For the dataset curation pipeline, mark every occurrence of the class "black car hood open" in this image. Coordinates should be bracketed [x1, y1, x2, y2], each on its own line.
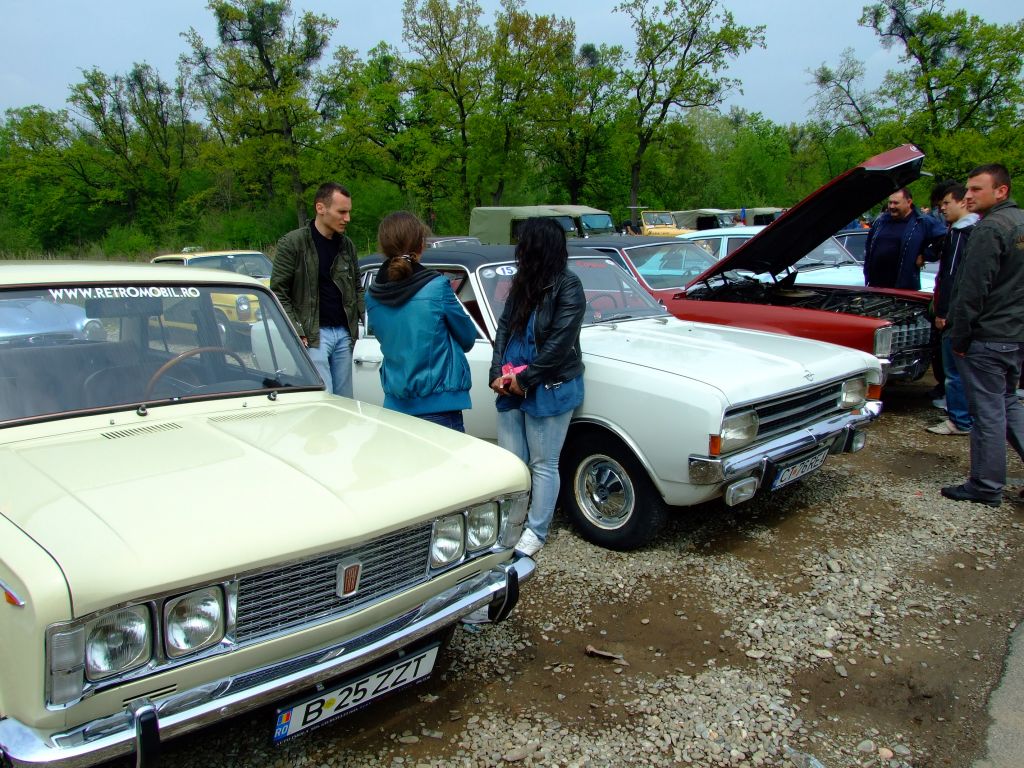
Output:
[689, 144, 926, 284]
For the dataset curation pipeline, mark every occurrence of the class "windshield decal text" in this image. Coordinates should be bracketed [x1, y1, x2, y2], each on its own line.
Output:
[48, 286, 202, 300]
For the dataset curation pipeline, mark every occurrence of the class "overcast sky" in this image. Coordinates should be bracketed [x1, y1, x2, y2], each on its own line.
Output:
[1, 0, 1018, 124]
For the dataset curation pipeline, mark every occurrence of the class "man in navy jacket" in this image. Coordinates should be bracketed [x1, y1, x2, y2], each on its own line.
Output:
[864, 188, 946, 290]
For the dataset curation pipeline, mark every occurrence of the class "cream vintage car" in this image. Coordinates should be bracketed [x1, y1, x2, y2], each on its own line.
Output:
[0, 262, 533, 767]
[352, 247, 885, 551]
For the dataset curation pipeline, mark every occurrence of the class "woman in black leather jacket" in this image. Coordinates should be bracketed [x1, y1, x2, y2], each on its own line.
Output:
[489, 218, 586, 557]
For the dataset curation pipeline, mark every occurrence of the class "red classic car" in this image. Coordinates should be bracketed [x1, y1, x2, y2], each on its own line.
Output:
[583, 144, 935, 381]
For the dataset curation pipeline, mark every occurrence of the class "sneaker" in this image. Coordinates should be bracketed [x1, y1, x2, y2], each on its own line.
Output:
[932, 397, 947, 409]
[514, 528, 544, 557]
[927, 419, 970, 435]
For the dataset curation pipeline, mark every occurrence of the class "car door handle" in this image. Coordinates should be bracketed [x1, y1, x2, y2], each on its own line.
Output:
[354, 355, 383, 365]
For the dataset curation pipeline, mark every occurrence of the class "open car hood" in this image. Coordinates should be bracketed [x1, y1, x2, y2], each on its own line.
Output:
[689, 144, 926, 284]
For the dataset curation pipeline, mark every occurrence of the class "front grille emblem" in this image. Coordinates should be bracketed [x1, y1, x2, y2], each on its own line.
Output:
[804, 370, 815, 381]
[336, 559, 362, 598]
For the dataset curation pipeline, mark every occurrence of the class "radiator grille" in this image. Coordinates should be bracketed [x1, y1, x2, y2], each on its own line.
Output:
[234, 523, 433, 643]
[734, 380, 847, 447]
[890, 314, 932, 353]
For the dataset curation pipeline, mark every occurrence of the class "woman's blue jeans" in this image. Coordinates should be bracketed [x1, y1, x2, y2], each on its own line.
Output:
[416, 410, 465, 432]
[497, 408, 573, 543]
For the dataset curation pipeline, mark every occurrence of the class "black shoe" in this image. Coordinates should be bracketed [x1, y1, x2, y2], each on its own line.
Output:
[941, 484, 1001, 507]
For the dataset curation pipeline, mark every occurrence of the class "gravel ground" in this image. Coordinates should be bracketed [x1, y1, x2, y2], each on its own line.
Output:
[145, 384, 1024, 768]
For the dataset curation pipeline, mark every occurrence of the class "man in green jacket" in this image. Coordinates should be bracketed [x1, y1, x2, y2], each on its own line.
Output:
[271, 182, 365, 398]
[942, 164, 1024, 506]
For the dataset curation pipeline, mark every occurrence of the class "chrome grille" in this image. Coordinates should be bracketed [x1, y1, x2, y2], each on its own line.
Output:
[234, 523, 433, 643]
[890, 314, 932, 353]
[734, 380, 847, 447]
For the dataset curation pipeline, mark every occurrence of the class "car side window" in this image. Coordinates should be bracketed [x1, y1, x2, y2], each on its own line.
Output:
[726, 238, 747, 256]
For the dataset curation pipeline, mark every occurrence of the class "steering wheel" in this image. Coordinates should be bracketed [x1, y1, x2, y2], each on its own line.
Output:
[586, 292, 622, 313]
[145, 346, 247, 399]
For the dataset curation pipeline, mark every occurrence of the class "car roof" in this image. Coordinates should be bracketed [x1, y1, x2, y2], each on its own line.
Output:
[580, 235, 701, 249]
[152, 250, 268, 260]
[677, 226, 764, 238]
[360, 244, 613, 270]
[692, 143, 925, 282]
[0, 260, 264, 287]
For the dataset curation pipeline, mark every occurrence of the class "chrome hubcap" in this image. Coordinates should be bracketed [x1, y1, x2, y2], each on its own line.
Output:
[575, 454, 635, 530]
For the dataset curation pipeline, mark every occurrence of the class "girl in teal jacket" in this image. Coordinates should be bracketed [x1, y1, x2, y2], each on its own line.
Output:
[366, 212, 477, 431]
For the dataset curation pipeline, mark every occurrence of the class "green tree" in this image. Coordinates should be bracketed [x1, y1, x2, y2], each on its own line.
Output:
[402, 0, 490, 217]
[534, 43, 627, 205]
[614, 0, 764, 221]
[473, 0, 576, 205]
[813, 1, 1024, 176]
[184, 0, 337, 226]
[67, 64, 200, 229]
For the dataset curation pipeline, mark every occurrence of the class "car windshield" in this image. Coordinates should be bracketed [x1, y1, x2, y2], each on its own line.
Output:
[580, 213, 615, 233]
[795, 238, 859, 270]
[477, 256, 667, 325]
[0, 284, 319, 424]
[641, 212, 675, 227]
[188, 253, 273, 279]
[623, 242, 717, 289]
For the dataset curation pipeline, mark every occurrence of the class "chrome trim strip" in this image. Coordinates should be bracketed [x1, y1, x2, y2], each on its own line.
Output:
[688, 405, 881, 485]
[0, 558, 535, 768]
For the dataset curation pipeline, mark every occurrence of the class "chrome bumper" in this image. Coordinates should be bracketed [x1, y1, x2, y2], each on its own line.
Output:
[0, 557, 535, 768]
[688, 402, 882, 488]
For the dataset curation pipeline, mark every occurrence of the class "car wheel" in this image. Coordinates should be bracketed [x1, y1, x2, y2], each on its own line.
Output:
[559, 433, 667, 550]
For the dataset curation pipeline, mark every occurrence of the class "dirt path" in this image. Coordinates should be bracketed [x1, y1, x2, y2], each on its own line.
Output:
[151, 379, 1024, 768]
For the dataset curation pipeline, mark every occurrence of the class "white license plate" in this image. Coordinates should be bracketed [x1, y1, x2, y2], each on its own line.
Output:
[273, 645, 439, 742]
[771, 448, 828, 490]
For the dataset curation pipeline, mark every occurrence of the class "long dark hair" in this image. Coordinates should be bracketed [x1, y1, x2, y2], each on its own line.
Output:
[508, 217, 568, 335]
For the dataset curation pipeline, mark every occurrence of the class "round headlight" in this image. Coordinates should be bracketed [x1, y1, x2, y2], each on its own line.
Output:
[467, 502, 499, 551]
[164, 587, 225, 658]
[236, 296, 251, 313]
[85, 606, 151, 681]
[430, 514, 465, 568]
[719, 410, 759, 453]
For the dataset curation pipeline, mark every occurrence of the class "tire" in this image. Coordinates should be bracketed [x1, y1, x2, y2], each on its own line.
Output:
[559, 432, 667, 551]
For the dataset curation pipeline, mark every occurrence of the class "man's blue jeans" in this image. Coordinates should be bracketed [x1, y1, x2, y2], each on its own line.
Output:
[308, 326, 353, 398]
[955, 340, 1024, 497]
[497, 408, 573, 543]
[941, 332, 972, 430]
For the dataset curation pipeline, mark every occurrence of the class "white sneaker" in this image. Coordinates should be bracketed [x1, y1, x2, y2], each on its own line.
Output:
[932, 397, 947, 409]
[514, 528, 543, 557]
[927, 419, 970, 435]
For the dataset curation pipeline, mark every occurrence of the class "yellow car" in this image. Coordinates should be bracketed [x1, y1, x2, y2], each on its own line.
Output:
[151, 251, 272, 346]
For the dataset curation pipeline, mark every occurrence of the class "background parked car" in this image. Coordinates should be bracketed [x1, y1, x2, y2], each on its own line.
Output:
[354, 246, 883, 552]
[152, 250, 273, 346]
[0, 261, 533, 767]
[677, 226, 936, 293]
[579, 145, 938, 382]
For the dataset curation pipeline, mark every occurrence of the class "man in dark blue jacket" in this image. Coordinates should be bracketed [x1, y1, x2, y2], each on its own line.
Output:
[941, 164, 1024, 506]
[864, 188, 947, 290]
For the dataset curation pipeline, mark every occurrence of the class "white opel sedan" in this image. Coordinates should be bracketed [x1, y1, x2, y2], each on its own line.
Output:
[351, 247, 885, 551]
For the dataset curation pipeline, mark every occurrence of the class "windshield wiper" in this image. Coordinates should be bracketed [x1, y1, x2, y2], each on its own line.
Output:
[593, 313, 635, 323]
